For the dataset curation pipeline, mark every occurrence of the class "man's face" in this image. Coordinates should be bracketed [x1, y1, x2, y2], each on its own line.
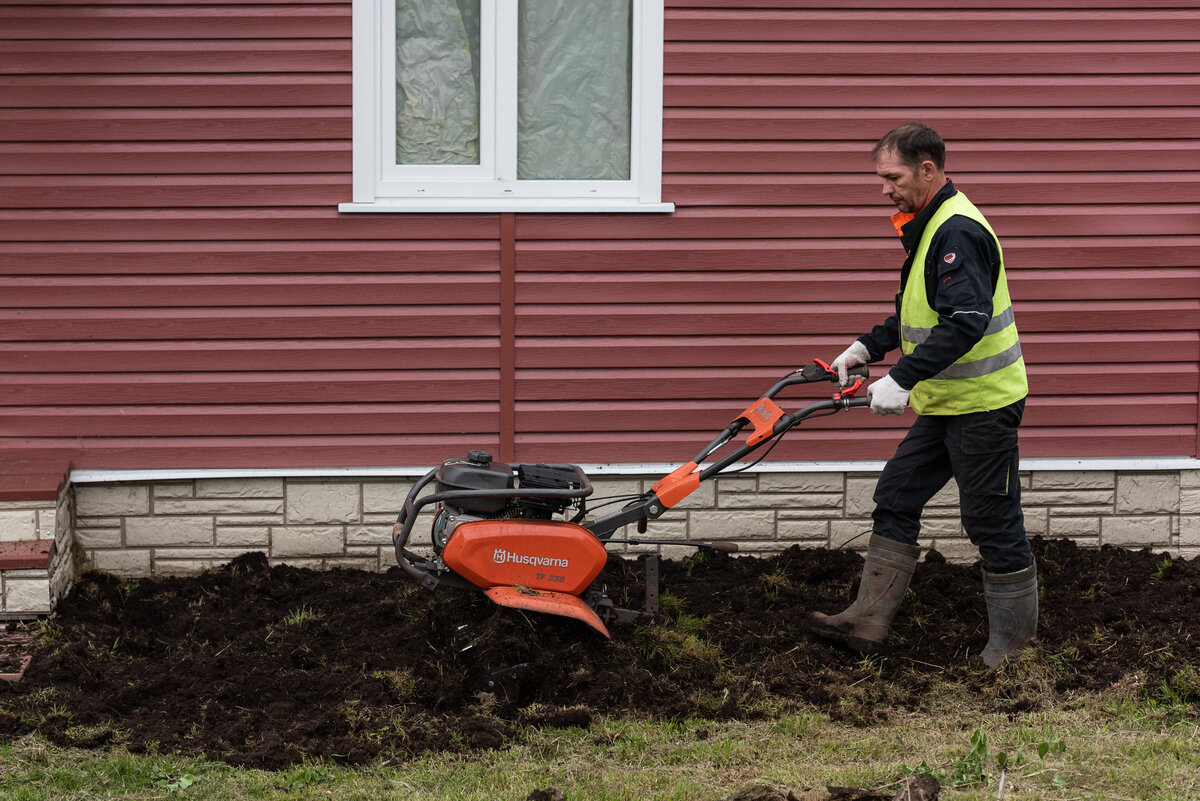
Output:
[874, 148, 936, 214]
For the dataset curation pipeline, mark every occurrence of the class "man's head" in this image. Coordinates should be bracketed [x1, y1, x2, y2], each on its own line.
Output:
[872, 122, 947, 215]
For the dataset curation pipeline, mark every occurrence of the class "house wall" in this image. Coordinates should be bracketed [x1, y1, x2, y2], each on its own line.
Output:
[1, 1, 1198, 595]
[1, 1, 1197, 473]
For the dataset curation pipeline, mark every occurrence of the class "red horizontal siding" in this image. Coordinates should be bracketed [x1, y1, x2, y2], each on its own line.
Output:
[0, 5, 348, 39]
[510, 0, 1200, 464]
[0, 0, 1197, 470]
[528, 393, 1200, 429]
[2, 404, 496, 437]
[0, 75, 350, 109]
[665, 9, 1200, 42]
[0, 371, 498, 405]
[0, 339, 500, 372]
[666, 43, 1200, 75]
[665, 108, 1200, 140]
[0, 40, 350, 74]
[666, 77, 1200, 108]
[516, 395, 1200, 433]
[665, 142, 1200, 174]
[6, 205, 1193, 244]
[670, 0, 1200, 7]
[519, 239, 1200, 272]
[515, 333, 1200, 370]
[517, 270, 1200, 303]
[1, 275, 498, 307]
[0, 143, 350, 172]
[34, 173, 1079, 209]
[0, 0, 504, 469]
[514, 428, 1198, 465]
[0, 242, 498, 275]
[509, 367, 1197, 402]
[0, 210, 498, 241]
[7, 436, 498, 472]
[1, 112, 347, 142]
[4, 176, 356, 209]
[514, 303, 1200, 338]
[661, 174, 1200, 206]
[516, 206, 1200, 240]
[0, 308, 498, 341]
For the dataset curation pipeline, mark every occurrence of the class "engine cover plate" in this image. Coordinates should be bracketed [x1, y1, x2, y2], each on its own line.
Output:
[441, 519, 608, 596]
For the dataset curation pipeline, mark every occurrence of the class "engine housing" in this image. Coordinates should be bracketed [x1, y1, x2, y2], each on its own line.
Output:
[440, 519, 608, 595]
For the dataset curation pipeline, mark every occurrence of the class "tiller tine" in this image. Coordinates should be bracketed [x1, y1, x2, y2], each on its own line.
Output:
[484, 586, 611, 639]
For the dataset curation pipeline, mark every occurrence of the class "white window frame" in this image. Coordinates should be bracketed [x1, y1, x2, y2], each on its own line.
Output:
[340, 0, 673, 213]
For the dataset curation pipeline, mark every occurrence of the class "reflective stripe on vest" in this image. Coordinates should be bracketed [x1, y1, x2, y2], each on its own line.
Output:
[899, 192, 1028, 415]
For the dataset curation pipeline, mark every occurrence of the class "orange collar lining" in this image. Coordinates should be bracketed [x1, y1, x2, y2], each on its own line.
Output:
[890, 211, 915, 238]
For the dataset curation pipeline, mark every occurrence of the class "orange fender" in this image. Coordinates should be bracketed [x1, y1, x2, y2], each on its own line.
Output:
[485, 586, 611, 638]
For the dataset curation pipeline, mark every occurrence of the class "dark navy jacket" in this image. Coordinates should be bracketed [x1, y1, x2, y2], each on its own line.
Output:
[858, 180, 1003, 391]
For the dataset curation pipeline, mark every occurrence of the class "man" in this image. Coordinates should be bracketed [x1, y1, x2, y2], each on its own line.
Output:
[807, 122, 1037, 668]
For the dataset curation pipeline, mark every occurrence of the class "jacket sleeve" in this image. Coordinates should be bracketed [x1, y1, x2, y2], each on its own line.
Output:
[886, 218, 1000, 390]
[857, 314, 900, 362]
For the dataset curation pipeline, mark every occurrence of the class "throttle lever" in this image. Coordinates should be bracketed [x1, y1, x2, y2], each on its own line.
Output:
[835, 377, 864, 401]
[813, 357, 870, 386]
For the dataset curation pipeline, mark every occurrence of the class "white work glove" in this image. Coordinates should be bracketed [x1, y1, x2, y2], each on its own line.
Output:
[830, 341, 870, 387]
[867, 373, 910, 415]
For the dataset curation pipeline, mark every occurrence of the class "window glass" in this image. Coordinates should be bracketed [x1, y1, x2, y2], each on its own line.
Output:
[517, 1, 632, 180]
[395, 0, 481, 166]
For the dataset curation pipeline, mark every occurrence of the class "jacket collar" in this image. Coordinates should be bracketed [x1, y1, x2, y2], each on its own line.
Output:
[892, 179, 957, 254]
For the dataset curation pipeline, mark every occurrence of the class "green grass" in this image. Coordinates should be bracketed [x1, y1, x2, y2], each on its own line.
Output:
[282, 605, 324, 626]
[1, 690, 1197, 800]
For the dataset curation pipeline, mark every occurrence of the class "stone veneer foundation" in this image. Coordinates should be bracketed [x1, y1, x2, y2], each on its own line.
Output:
[58, 462, 1200, 579]
[0, 488, 76, 619]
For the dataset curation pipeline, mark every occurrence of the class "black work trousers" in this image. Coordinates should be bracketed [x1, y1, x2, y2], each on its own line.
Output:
[871, 398, 1032, 574]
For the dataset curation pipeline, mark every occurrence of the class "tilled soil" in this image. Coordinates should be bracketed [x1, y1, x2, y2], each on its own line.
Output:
[0, 537, 1197, 775]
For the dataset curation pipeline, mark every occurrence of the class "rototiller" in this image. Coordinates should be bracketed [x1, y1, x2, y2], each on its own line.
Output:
[393, 360, 870, 637]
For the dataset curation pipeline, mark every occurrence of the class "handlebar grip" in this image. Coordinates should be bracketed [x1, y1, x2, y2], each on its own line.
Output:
[704, 541, 739, 553]
[800, 362, 870, 384]
[846, 363, 870, 381]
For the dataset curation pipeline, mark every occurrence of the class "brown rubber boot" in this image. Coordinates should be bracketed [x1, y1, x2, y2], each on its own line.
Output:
[980, 562, 1038, 668]
[807, 534, 921, 654]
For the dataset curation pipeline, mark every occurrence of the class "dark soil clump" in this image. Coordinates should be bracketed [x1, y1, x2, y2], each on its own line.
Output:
[1, 537, 1197, 770]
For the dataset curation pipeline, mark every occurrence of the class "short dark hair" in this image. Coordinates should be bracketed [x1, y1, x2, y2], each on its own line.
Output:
[872, 122, 945, 172]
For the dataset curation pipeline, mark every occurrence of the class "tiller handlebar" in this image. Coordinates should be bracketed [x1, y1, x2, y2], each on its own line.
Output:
[584, 361, 869, 540]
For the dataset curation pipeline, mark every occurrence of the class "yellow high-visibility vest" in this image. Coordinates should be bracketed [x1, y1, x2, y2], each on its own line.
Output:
[899, 192, 1028, 415]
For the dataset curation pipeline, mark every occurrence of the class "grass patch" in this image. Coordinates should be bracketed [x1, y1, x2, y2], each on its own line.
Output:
[1, 690, 1197, 800]
[282, 606, 324, 626]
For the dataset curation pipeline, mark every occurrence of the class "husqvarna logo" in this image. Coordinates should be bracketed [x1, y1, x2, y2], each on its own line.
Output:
[493, 548, 569, 569]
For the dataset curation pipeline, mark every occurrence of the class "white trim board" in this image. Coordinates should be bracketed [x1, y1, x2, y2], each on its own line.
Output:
[69, 457, 1200, 484]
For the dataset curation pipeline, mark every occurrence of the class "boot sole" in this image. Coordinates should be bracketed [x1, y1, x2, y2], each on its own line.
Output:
[846, 635, 883, 655]
[807, 614, 884, 655]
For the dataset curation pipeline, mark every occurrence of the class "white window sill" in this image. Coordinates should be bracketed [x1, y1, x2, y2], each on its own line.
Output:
[338, 199, 675, 214]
